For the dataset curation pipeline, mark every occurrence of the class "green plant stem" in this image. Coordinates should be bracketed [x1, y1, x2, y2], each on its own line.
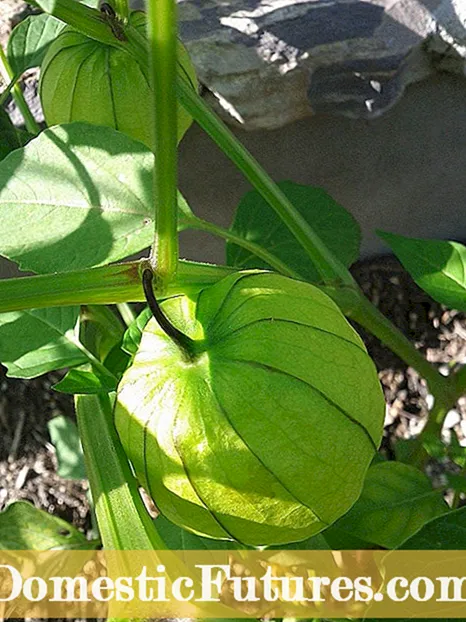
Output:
[147, 0, 178, 288]
[125, 25, 354, 287]
[116, 302, 136, 327]
[0, 46, 40, 135]
[76, 392, 166, 549]
[30, 0, 355, 287]
[113, 0, 130, 21]
[0, 74, 20, 107]
[348, 292, 451, 400]
[70, 337, 118, 385]
[188, 217, 303, 280]
[0, 260, 235, 313]
[176, 80, 352, 287]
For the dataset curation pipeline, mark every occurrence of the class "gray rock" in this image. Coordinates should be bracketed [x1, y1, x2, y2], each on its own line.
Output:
[173, 0, 466, 129]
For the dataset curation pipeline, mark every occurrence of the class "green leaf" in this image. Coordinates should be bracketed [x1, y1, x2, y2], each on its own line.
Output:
[53, 367, 116, 394]
[0, 306, 87, 378]
[0, 123, 193, 273]
[399, 506, 466, 549]
[0, 501, 92, 549]
[7, 13, 65, 76]
[121, 306, 152, 356]
[331, 462, 448, 549]
[47, 414, 86, 479]
[0, 108, 30, 161]
[227, 181, 361, 282]
[378, 231, 466, 311]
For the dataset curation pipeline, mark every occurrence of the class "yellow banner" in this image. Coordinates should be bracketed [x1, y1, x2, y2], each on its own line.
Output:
[0, 550, 466, 618]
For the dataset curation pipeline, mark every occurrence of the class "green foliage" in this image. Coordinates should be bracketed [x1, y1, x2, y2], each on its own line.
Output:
[0, 0, 465, 571]
[39, 11, 197, 148]
[0, 108, 30, 161]
[378, 231, 466, 311]
[7, 13, 65, 76]
[0, 123, 193, 273]
[53, 367, 117, 394]
[47, 415, 86, 479]
[398, 506, 466, 549]
[0, 501, 94, 549]
[122, 306, 152, 355]
[114, 271, 384, 546]
[227, 181, 361, 282]
[330, 462, 448, 549]
[0, 306, 86, 378]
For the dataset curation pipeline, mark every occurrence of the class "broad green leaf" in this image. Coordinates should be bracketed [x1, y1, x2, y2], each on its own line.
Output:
[398, 506, 466, 549]
[0, 501, 92, 549]
[121, 306, 152, 356]
[53, 367, 116, 394]
[7, 13, 65, 76]
[0, 306, 87, 378]
[332, 462, 448, 549]
[0, 108, 30, 161]
[0, 123, 194, 273]
[378, 231, 466, 311]
[47, 414, 86, 479]
[227, 181, 361, 281]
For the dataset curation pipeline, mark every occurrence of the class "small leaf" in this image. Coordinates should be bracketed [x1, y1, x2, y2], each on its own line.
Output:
[7, 13, 65, 76]
[0, 123, 193, 273]
[398, 506, 466, 549]
[47, 415, 86, 480]
[227, 181, 361, 281]
[332, 462, 448, 549]
[122, 306, 152, 356]
[0, 108, 31, 161]
[0, 501, 92, 549]
[0, 307, 87, 378]
[53, 367, 116, 394]
[378, 231, 466, 311]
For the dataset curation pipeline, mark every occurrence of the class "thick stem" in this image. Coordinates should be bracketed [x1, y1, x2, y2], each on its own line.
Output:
[0, 260, 235, 313]
[147, 0, 178, 288]
[0, 46, 40, 135]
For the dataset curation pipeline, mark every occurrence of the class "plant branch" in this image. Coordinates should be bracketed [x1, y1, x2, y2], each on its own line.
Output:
[346, 291, 451, 400]
[0, 73, 20, 107]
[0, 45, 40, 135]
[0, 260, 235, 313]
[188, 217, 303, 280]
[113, 0, 130, 21]
[147, 0, 178, 287]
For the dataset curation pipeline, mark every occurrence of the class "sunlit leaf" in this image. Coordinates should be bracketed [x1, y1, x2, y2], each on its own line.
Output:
[378, 231, 466, 311]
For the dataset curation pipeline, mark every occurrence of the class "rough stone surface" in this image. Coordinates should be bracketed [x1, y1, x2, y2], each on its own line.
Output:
[170, 0, 466, 129]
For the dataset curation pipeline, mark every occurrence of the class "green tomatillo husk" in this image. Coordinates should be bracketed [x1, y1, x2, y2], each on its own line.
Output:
[114, 271, 385, 546]
[39, 11, 197, 147]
